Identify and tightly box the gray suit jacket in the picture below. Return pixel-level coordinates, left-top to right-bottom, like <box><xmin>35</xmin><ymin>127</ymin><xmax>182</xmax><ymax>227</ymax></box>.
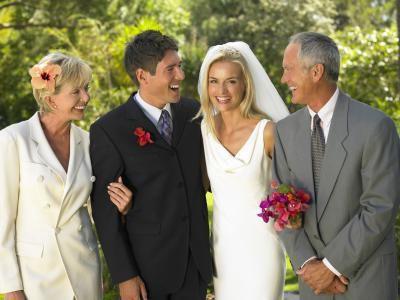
<box><xmin>273</xmin><ymin>91</ymin><xmax>399</xmax><ymax>299</ymax></box>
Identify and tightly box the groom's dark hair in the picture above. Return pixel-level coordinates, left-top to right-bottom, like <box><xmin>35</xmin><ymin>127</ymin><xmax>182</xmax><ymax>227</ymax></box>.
<box><xmin>124</xmin><ymin>30</ymin><xmax>179</xmax><ymax>86</ymax></box>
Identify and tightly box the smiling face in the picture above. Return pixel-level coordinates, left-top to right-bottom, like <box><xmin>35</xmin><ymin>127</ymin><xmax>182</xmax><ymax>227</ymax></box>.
<box><xmin>140</xmin><ymin>50</ymin><xmax>185</xmax><ymax>108</ymax></box>
<box><xmin>207</xmin><ymin>60</ymin><xmax>246</xmax><ymax>113</ymax></box>
<box><xmin>48</xmin><ymin>82</ymin><xmax>90</xmax><ymax>122</ymax></box>
<box><xmin>281</xmin><ymin>43</ymin><xmax>315</xmax><ymax>105</ymax></box>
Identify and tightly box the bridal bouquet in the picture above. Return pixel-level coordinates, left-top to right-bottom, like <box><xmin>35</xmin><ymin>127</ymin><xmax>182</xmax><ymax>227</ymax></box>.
<box><xmin>258</xmin><ymin>181</ymin><xmax>311</xmax><ymax>231</ymax></box>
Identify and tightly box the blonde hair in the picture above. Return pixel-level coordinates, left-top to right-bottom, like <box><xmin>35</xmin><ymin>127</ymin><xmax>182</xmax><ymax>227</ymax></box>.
<box><xmin>31</xmin><ymin>53</ymin><xmax>92</xmax><ymax>112</ymax></box>
<box><xmin>197</xmin><ymin>48</ymin><xmax>267</xmax><ymax>136</ymax></box>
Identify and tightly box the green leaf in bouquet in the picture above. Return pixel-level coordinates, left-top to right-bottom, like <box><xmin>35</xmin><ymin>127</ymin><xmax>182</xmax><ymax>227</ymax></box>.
<box><xmin>277</xmin><ymin>184</ymin><xmax>291</xmax><ymax>194</ymax></box>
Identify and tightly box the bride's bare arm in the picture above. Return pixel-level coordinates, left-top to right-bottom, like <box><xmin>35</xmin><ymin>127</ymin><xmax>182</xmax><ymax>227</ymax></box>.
<box><xmin>264</xmin><ymin>121</ymin><xmax>275</xmax><ymax>159</ymax></box>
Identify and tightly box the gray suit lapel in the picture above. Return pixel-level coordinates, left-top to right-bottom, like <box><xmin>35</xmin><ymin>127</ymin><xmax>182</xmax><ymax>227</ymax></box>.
<box><xmin>317</xmin><ymin>92</ymin><xmax>349</xmax><ymax>221</ymax></box>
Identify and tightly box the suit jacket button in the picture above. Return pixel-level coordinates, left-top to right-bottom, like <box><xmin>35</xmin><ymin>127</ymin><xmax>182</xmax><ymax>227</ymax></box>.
<box><xmin>177</xmin><ymin>181</ymin><xmax>184</xmax><ymax>188</ymax></box>
<box><xmin>54</xmin><ymin>227</ymin><xmax>61</xmax><ymax>234</ymax></box>
<box><xmin>90</xmin><ymin>176</ymin><xmax>96</xmax><ymax>182</ymax></box>
<box><xmin>313</xmin><ymin>234</ymin><xmax>320</xmax><ymax>240</ymax></box>
<box><xmin>37</xmin><ymin>175</ymin><xmax>44</xmax><ymax>182</ymax></box>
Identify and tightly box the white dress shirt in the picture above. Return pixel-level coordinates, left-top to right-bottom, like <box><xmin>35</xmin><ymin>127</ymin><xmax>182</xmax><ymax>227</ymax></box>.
<box><xmin>302</xmin><ymin>88</ymin><xmax>342</xmax><ymax>277</ymax></box>
<box><xmin>307</xmin><ymin>88</ymin><xmax>339</xmax><ymax>143</ymax></box>
<box><xmin>134</xmin><ymin>91</ymin><xmax>173</xmax><ymax>127</ymax></box>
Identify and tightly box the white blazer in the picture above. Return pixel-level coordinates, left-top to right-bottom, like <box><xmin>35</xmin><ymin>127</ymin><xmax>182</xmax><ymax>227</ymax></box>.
<box><xmin>0</xmin><ymin>112</ymin><xmax>102</xmax><ymax>300</ymax></box>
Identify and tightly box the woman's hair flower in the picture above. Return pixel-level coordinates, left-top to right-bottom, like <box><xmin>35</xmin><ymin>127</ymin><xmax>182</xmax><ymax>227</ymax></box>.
<box><xmin>29</xmin><ymin>63</ymin><xmax>62</xmax><ymax>93</ymax></box>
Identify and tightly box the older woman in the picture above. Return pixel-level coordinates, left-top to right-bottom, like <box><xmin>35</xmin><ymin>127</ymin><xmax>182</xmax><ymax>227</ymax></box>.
<box><xmin>0</xmin><ymin>53</ymin><xmax>132</xmax><ymax>300</ymax></box>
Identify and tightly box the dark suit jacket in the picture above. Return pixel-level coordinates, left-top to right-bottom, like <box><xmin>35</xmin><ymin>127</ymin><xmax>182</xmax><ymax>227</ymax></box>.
<box><xmin>89</xmin><ymin>93</ymin><xmax>212</xmax><ymax>295</ymax></box>
<box><xmin>273</xmin><ymin>90</ymin><xmax>400</xmax><ymax>299</ymax></box>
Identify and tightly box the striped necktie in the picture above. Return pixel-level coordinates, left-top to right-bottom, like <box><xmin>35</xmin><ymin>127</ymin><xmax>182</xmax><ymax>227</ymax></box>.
<box><xmin>311</xmin><ymin>114</ymin><xmax>325</xmax><ymax>195</ymax></box>
<box><xmin>157</xmin><ymin>109</ymin><xmax>173</xmax><ymax>145</ymax></box>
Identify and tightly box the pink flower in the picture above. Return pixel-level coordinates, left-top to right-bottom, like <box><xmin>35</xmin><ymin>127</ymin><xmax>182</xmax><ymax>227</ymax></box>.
<box><xmin>258</xmin><ymin>182</ymin><xmax>311</xmax><ymax>231</ymax></box>
<box><xmin>274</xmin><ymin>219</ymin><xmax>286</xmax><ymax>231</ymax></box>
<box><xmin>29</xmin><ymin>63</ymin><xmax>62</xmax><ymax>92</ymax></box>
<box><xmin>271</xmin><ymin>180</ymin><xmax>279</xmax><ymax>190</ymax></box>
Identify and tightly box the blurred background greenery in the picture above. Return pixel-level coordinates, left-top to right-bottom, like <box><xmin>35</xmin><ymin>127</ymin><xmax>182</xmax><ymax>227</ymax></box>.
<box><xmin>0</xmin><ymin>0</ymin><xmax>399</xmax><ymax>298</ymax></box>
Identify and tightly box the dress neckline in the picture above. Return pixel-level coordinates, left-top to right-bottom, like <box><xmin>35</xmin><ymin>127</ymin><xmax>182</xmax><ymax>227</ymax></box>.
<box><xmin>212</xmin><ymin>119</ymin><xmax>265</xmax><ymax>159</ymax></box>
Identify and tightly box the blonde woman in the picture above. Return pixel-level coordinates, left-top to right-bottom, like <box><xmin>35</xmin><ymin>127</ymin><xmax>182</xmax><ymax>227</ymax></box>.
<box><xmin>0</xmin><ymin>53</ymin><xmax>132</xmax><ymax>300</ymax></box>
<box><xmin>198</xmin><ymin>42</ymin><xmax>289</xmax><ymax>299</ymax></box>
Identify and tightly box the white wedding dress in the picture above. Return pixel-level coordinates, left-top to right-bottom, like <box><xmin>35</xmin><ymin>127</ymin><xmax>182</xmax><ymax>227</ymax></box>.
<box><xmin>202</xmin><ymin>119</ymin><xmax>286</xmax><ymax>300</ymax></box>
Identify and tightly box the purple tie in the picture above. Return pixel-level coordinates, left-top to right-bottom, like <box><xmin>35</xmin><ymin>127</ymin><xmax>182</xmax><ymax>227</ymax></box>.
<box><xmin>157</xmin><ymin>109</ymin><xmax>173</xmax><ymax>144</ymax></box>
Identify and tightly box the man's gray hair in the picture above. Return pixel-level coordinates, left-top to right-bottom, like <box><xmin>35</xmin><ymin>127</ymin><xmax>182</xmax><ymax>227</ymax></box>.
<box><xmin>289</xmin><ymin>32</ymin><xmax>340</xmax><ymax>82</ymax></box>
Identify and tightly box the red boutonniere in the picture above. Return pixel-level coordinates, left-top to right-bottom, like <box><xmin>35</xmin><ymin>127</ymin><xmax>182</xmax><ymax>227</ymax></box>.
<box><xmin>134</xmin><ymin>127</ymin><xmax>154</xmax><ymax>146</ymax></box>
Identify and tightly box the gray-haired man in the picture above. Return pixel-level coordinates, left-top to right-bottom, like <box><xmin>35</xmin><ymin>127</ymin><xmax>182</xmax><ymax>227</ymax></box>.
<box><xmin>273</xmin><ymin>32</ymin><xmax>400</xmax><ymax>299</ymax></box>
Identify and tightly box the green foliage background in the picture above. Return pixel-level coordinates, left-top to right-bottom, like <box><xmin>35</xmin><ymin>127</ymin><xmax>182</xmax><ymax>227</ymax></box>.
<box><xmin>0</xmin><ymin>0</ymin><xmax>399</xmax><ymax>297</ymax></box>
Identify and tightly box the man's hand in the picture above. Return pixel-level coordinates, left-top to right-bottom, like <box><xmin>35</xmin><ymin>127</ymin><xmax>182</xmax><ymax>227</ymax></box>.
<box><xmin>296</xmin><ymin>259</ymin><xmax>335</xmax><ymax>293</ymax></box>
<box><xmin>119</xmin><ymin>276</ymin><xmax>147</xmax><ymax>300</ymax></box>
<box><xmin>320</xmin><ymin>277</ymin><xmax>347</xmax><ymax>294</ymax></box>
<box><xmin>5</xmin><ymin>291</ymin><xmax>26</xmax><ymax>300</ymax></box>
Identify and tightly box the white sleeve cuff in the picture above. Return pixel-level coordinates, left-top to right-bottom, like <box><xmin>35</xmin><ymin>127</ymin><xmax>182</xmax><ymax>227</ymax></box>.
<box><xmin>323</xmin><ymin>258</ymin><xmax>342</xmax><ymax>276</ymax></box>
<box><xmin>300</xmin><ymin>256</ymin><xmax>317</xmax><ymax>269</ymax></box>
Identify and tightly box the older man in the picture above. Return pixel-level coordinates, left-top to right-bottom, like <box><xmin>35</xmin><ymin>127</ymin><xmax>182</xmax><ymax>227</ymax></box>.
<box><xmin>273</xmin><ymin>32</ymin><xmax>400</xmax><ymax>299</ymax></box>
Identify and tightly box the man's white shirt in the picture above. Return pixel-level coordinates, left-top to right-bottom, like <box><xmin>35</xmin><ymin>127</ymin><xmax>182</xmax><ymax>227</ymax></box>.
<box><xmin>134</xmin><ymin>90</ymin><xmax>173</xmax><ymax>127</ymax></box>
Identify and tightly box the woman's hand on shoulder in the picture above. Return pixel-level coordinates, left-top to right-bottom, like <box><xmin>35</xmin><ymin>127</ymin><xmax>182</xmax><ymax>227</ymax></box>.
<box><xmin>264</xmin><ymin>121</ymin><xmax>275</xmax><ymax>159</ymax></box>
<box><xmin>5</xmin><ymin>291</ymin><xmax>26</xmax><ymax>300</ymax></box>
<box><xmin>108</xmin><ymin>176</ymin><xmax>133</xmax><ymax>215</ymax></box>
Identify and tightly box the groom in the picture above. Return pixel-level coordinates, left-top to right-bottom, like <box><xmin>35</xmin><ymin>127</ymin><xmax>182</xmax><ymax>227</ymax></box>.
<box><xmin>90</xmin><ymin>30</ymin><xmax>212</xmax><ymax>299</ymax></box>
<box><xmin>273</xmin><ymin>32</ymin><xmax>400</xmax><ymax>299</ymax></box>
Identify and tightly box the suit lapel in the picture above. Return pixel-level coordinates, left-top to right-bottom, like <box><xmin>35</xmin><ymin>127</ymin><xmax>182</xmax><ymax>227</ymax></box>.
<box><xmin>126</xmin><ymin>94</ymin><xmax>188</xmax><ymax>150</ymax></box>
<box><xmin>125</xmin><ymin>96</ymin><xmax>172</xmax><ymax>151</ymax></box>
<box><xmin>317</xmin><ymin>92</ymin><xmax>349</xmax><ymax>221</ymax></box>
<box><xmin>171</xmin><ymin>101</ymin><xmax>188</xmax><ymax>147</ymax></box>
<box><xmin>29</xmin><ymin>112</ymin><xmax>66</xmax><ymax>182</ymax></box>
<box><xmin>62</xmin><ymin>124</ymin><xmax>84</xmax><ymax>199</ymax></box>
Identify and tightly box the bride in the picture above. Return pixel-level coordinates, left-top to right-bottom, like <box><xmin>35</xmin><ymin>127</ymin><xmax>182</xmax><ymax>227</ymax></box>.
<box><xmin>197</xmin><ymin>42</ymin><xmax>289</xmax><ymax>299</ymax></box>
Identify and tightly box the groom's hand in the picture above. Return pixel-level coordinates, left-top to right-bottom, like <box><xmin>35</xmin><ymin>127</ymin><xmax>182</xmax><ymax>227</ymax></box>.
<box><xmin>296</xmin><ymin>259</ymin><xmax>335</xmax><ymax>294</ymax></box>
<box><xmin>119</xmin><ymin>276</ymin><xmax>148</xmax><ymax>300</ymax></box>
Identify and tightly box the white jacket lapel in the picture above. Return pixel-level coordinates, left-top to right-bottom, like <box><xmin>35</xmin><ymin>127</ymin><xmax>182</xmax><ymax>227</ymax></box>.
<box><xmin>28</xmin><ymin>112</ymin><xmax>66</xmax><ymax>183</ymax></box>
<box><xmin>62</xmin><ymin>124</ymin><xmax>84</xmax><ymax>199</ymax></box>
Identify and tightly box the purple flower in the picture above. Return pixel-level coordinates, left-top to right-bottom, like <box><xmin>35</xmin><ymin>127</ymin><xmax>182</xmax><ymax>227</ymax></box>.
<box><xmin>257</xmin><ymin>210</ymin><xmax>274</xmax><ymax>223</ymax></box>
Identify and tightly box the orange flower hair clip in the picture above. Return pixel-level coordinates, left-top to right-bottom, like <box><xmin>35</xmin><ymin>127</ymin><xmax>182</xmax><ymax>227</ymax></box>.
<box><xmin>29</xmin><ymin>63</ymin><xmax>62</xmax><ymax>93</ymax></box>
